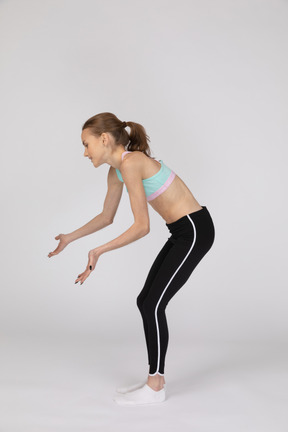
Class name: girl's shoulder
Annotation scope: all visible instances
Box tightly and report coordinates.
[123,150,157,162]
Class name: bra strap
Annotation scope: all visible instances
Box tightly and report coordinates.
[121,151,132,160]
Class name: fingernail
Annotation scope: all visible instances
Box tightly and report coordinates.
[75,281,78,284]
[89,265,92,270]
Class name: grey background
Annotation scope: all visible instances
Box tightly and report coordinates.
[1,0,287,430]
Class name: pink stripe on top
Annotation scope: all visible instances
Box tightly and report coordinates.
[119,151,176,202]
[146,171,176,201]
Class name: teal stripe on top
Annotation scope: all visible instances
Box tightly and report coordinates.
[115,159,172,197]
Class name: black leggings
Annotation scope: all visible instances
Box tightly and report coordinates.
[136,205,215,376]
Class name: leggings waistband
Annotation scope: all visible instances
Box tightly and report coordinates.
[166,206,213,237]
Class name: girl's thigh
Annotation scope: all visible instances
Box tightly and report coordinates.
[142,236,212,310]
[137,237,175,303]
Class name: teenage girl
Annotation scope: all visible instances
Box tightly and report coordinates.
[48,112,215,406]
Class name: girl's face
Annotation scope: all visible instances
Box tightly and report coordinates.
[81,129,105,167]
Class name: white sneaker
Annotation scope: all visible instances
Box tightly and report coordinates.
[113,384,166,406]
[116,380,148,394]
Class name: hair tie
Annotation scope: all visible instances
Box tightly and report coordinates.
[122,121,127,128]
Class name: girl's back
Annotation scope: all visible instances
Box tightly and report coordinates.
[117,150,203,224]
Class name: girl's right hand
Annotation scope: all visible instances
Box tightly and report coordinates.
[48,234,70,258]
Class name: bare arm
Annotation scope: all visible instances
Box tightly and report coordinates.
[66,166,124,243]
[66,213,112,243]
[96,154,150,256]
[48,166,124,258]
[74,156,150,284]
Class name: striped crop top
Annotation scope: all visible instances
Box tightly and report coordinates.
[115,151,176,202]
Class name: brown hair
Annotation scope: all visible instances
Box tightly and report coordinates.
[82,112,155,158]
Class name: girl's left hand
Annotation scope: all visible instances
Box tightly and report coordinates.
[75,248,101,285]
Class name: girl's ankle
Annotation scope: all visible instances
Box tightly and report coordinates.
[147,382,164,391]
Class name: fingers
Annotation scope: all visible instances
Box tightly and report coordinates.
[75,268,92,285]
[74,253,96,285]
[48,235,65,258]
[48,245,61,257]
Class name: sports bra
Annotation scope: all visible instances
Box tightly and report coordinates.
[115,151,176,202]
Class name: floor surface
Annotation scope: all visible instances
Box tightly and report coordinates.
[1,336,287,432]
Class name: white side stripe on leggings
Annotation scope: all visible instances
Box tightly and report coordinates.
[149,214,196,376]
